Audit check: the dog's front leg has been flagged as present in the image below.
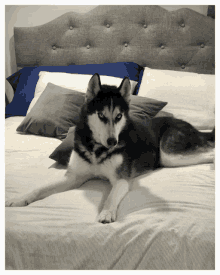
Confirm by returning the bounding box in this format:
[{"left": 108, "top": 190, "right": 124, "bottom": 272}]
[
  {"left": 5, "top": 169, "right": 90, "bottom": 207},
  {"left": 98, "top": 179, "right": 130, "bottom": 223}
]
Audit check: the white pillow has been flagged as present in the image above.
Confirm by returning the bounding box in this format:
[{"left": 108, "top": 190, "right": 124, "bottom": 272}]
[
  {"left": 27, "top": 72, "right": 137, "bottom": 114},
  {"left": 138, "top": 68, "right": 215, "bottom": 130}
]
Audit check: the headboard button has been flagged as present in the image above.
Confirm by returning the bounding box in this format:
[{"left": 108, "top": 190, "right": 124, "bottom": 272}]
[
  {"left": 124, "top": 43, "right": 128, "bottom": 47},
  {"left": 69, "top": 26, "right": 73, "bottom": 30},
  {"left": 181, "top": 64, "right": 185, "bottom": 69},
  {"left": 201, "top": 43, "right": 205, "bottom": 48},
  {"left": 143, "top": 24, "right": 147, "bottom": 28},
  {"left": 52, "top": 46, "right": 56, "bottom": 50},
  {"left": 106, "top": 24, "right": 110, "bottom": 28},
  {"left": 181, "top": 23, "right": 185, "bottom": 27},
  {"left": 161, "top": 45, "right": 165, "bottom": 49},
  {"left": 87, "top": 45, "right": 90, "bottom": 49}
]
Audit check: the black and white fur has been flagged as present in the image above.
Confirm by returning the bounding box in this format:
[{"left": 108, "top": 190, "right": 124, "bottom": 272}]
[{"left": 6, "top": 74, "right": 215, "bottom": 223}]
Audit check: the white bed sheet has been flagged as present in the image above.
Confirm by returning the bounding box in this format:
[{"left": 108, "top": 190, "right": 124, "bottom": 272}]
[{"left": 5, "top": 117, "right": 215, "bottom": 270}]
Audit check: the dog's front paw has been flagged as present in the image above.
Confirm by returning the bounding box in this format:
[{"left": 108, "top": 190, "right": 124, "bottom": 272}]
[
  {"left": 98, "top": 209, "right": 117, "bottom": 224},
  {"left": 5, "top": 192, "right": 37, "bottom": 207},
  {"left": 5, "top": 197, "right": 29, "bottom": 207}
]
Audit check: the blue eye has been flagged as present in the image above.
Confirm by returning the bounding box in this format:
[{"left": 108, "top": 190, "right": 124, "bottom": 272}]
[
  {"left": 116, "top": 113, "right": 122, "bottom": 121},
  {"left": 98, "top": 112, "right": 104, "bottom": 119}
]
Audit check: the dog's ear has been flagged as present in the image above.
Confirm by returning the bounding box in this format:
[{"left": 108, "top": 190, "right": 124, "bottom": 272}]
[
  {"left": 86, "top": 73, "right": 101, "bottom": 102},
  {"left": 119, "top": 77, "right": 131, "bottom": 104}
]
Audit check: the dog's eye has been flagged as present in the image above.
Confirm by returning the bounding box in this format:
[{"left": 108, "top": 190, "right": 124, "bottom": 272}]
[
  {"left": 116, "top": 113, "right": 122, "bottom": 121},
  {"left": 98, "top": 112, "right": 104, "bottom": 119}
]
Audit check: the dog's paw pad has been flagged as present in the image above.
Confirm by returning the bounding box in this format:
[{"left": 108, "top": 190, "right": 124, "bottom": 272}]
[{"left": 98, "top": 209, "right": 116, "bottom": 224}]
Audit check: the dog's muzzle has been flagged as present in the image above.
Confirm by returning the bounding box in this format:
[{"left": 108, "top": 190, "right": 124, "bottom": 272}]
[{"left": 107, "top": 137, "right": 117, "bottom": 148}]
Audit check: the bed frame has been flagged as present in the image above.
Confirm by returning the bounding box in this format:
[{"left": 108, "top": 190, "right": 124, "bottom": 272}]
[
  {"left": 14, "top": 5, "right": 215, "bottom": 74},
  {"left": 6, "top": 6, "right": 215, "bottom": 270}
]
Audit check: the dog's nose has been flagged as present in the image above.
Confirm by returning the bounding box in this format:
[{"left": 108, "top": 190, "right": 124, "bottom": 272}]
[{"left": 107, "top": 138, "right": 117, "bottom": 147}]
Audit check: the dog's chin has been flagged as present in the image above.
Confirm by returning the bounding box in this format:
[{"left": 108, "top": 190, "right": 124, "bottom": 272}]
[
  {"left": 106, "top": 143, "right": 118, "bottom": 150},
  {"left": 98, "top": 139, "right": 118, "bottom": 150},
  {"left": 95, "top": 140, "right": 118, "bottom": 150},
  {"left": 94, "top": 141, "right": 109, "bottom": 149}
]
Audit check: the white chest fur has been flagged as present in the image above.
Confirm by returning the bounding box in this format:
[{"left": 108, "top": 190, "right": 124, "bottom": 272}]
[{"left": 68, "top": 149, "right": 123, "bottom": 184}]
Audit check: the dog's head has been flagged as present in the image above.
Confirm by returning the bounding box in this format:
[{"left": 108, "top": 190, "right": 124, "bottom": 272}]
[{"left": 85, "top": 73, "right": 131, "bottom": 149}]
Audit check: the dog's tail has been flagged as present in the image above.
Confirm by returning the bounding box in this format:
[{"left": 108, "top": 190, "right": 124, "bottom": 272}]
[{"left": 205, "top": 128, "right": 215, "bottom": 143}]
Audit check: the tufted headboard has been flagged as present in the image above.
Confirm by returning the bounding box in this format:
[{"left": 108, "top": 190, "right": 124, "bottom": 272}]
[{"left": 14, "top": 5, "right": 215, "bottom": 74}]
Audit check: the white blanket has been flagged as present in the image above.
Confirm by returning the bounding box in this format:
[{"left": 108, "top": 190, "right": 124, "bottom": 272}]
[{"left": 5, "top": 117, "right": 215, "bottom": 270}]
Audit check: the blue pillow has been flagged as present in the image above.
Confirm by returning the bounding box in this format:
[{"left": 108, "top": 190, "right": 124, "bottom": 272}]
[{"left": 6, "top": 63, "right": 143, "bottom": 118}]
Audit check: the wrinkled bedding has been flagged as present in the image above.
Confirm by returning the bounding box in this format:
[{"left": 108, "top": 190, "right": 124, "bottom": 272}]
[{"left": 5, "top": 117, "right": 215, "bottom": 270}]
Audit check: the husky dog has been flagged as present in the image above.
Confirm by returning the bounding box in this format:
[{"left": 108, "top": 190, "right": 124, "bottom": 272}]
[{"left": 6, "top": 74, "right": 215, "bottom": 223}]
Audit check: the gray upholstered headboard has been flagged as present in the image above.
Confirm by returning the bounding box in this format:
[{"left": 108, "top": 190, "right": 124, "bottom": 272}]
[{"left": 14, "top": 5, "right": 215, "bottom": 74}]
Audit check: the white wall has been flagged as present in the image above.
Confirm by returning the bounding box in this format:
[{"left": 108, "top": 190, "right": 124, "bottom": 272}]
[{"left": 5, "top": 5, "right": 208, "bottom": 102}]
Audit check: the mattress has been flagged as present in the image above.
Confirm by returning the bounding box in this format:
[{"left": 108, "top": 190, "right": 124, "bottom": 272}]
[{"left": 5, "top": 117, "right": 215, "bottom": 270}]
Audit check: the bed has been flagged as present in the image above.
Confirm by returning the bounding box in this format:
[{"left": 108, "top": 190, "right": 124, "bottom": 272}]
[{"left": 5, "top": 5, "right": 215, "bottom": 270}]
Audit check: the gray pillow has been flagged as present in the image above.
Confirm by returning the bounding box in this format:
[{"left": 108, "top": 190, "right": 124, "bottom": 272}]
[
  {"left": 17, "top": 83, "right": 85, "bottom": 139},
  {"left": 17, "top": 82, "right": 167, "bottom": 142}
]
